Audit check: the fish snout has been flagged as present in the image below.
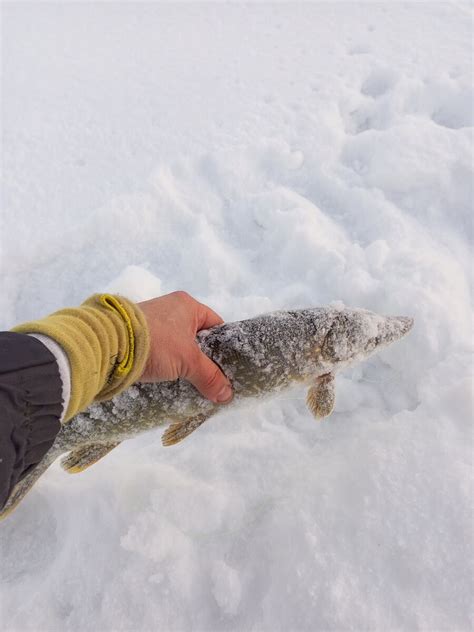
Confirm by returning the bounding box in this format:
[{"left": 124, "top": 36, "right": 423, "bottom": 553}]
[
  {"left": 360, "top": 314, "right": 414, "bottom": 358},
  {"left": 377, "top": 315, "right": 414, "bottom": 345},
  {"left": 321, "top": 310, "right": 414, "bottom": 363}
]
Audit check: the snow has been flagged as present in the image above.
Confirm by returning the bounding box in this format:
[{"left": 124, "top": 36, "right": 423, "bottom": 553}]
[{"left": 1, "top": 2, "right": 472, "bottom": 631}]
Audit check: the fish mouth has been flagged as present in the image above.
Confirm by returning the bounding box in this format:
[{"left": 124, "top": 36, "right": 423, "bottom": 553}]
[
  {"left": 399, "top": 316, "right": 414, "bottom": 334},
  {"left": 380, "top": 315, "right": 414, "bottom": 342},
  {"left": 361, "top": 314, "right": 414, "bottom": 358}
]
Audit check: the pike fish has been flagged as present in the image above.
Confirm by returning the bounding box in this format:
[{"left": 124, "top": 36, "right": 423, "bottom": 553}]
[{"left": 1, "top": 306, "right": 413, "bottom": 518}]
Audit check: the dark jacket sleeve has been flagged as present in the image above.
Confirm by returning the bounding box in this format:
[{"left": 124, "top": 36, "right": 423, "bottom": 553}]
[{"left": 0, "top": 332, "right": 63, "bottom": 510}]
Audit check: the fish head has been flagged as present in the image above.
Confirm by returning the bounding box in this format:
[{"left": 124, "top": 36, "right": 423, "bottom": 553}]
[{"left": 319, "top": 308, "right": 414, "bottom": 369}]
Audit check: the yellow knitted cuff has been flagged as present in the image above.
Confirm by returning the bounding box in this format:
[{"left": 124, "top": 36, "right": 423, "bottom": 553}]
[{"left": 12, "top": 294, "right": 150, "bottom": 422}]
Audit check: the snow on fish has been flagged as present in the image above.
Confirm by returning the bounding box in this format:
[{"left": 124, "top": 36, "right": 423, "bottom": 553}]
[{"left": 1, "top": 306, "right": 413, "bottom": 518}]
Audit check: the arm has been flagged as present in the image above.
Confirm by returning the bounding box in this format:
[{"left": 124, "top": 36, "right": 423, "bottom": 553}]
[{"left": 1, "top": 291, "right": 232, "bottom": 509}]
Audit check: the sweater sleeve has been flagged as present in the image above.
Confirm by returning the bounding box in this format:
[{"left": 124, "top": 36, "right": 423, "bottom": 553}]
[
  {"left": 0, "top": 332, "right": 63, "bottom": 509},
  {"left": 12, "top": 294, "right": 150, "bottom": 421}
]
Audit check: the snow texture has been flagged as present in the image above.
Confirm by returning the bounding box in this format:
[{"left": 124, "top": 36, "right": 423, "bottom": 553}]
[{"left": 1, "top": 2, "right": 472, "bottom": 631}]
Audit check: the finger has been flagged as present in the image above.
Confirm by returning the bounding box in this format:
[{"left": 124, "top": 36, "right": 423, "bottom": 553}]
[
  {"left": 196, "top": 302, "right": 224, "bottom": 331},
  {"left": 186, "top": 349, "right": 233, "bottom": 404}
]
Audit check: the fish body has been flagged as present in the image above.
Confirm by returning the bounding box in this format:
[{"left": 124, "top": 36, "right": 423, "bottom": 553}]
[{"left": 1, "top": 306, "right": 413, "bottom": 518}]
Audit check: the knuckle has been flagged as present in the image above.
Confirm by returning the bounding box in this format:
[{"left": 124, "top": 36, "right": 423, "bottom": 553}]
[
  {"left": 182, "top": 348, "right": 203, "bottom": 378},
  {"left": 173, "top": 290, "right": 191, "bottom": 302},
  {"left": 202, "top": 366, "right": 222, "bottom": 391}
]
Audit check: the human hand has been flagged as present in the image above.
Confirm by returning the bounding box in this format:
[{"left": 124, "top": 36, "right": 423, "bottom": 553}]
[{"left": 137, "top": 291, "right": 233, "bottom": 404}]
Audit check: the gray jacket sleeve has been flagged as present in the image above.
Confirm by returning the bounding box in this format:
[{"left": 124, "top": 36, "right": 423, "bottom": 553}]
[{"left": 0, "top": 332, "right": 63, "bottom": 509}]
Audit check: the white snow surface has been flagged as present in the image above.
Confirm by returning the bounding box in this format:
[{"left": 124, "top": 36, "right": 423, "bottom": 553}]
[{"left": 1, "top": 2, "right": 472, "bottom": 631}]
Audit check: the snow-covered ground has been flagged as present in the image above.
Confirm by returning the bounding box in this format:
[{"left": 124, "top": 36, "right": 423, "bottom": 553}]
[{"left": 1, "top": 2, "right": 472, "bottom": 630}]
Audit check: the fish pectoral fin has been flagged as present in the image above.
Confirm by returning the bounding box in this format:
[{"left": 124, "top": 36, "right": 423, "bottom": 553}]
[
  {"left": 162, "top": 413, "right": 212, "bottom": 446},
  {"left": 61, "top": 442, "right": 121, "bottom": 473},
  {"left": 306, "top": 373, "right": 336, "bottom": 419}
]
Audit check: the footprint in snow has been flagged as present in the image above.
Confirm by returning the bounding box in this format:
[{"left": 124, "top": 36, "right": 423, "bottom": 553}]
[{"left": 361, "top": 68, "right": 399, "bottom": 99}]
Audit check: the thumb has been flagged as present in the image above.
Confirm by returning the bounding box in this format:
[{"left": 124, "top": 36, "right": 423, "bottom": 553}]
[{"left": 186, "top": 349, "right": 233, "bottom": 404}]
